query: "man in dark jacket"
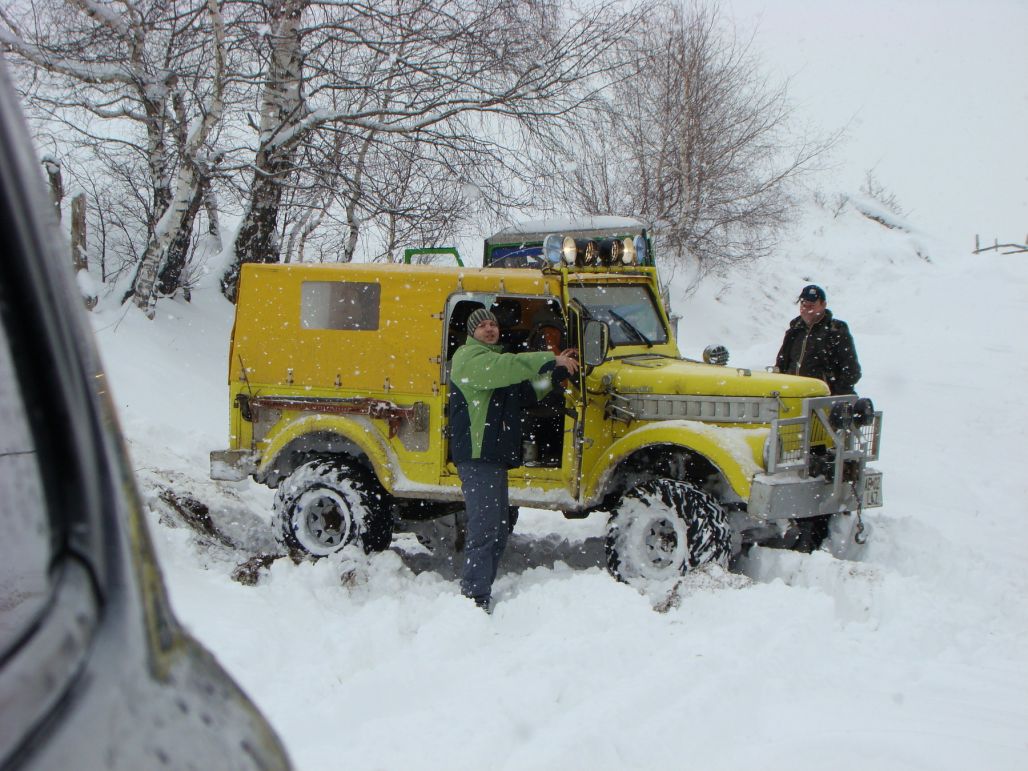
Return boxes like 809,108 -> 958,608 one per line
449,307 -> 578,611
776,284 -> 861,395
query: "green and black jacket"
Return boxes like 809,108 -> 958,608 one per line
448,338 -> 561,468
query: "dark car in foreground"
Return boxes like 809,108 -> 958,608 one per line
0,59 -> 291,769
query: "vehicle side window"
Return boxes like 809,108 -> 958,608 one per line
0,312 -> 53,657
300,281 -> 381,330
446,299 -> 485,362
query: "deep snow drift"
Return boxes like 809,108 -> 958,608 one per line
91,198 -> 1028,770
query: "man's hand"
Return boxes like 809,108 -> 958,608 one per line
555,349 -> 579,375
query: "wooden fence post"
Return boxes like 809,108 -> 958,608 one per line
71,193 -> 98,310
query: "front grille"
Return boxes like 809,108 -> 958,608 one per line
607,392 -> 779,424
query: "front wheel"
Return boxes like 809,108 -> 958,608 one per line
606,479 -> 731,584
273,458 -> 393,558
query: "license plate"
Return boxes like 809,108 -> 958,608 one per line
862,470 -> 883,508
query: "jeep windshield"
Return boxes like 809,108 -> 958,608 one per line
569,285 -> 668,346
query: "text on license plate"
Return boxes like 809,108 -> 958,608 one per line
862,470 -> 883,508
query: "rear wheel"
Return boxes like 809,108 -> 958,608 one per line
606,479 -> 731,584
273,458 -> 393,557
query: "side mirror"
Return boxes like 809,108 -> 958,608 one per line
582,320 -> 610,367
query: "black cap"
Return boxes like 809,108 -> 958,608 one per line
797,284 -> 826,303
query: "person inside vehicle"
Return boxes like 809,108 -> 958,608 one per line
775,284 -> 861,395
448,308 -> 578,612
522,312 -> 571,463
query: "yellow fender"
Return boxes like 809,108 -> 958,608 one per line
258,414 -> 396,489
581,420 -> 769,505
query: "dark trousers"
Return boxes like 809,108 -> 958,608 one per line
456,461 -> 511,601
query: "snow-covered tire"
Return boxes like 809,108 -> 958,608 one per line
606,479 -> 731,584
273,458 -> 393,558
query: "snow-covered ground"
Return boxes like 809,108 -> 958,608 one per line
91,198 -> 1028,770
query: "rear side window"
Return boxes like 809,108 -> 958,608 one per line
301,281 -> 380,330
0,314 -> 53,657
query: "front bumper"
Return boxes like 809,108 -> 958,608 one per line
747,468 -> 882,520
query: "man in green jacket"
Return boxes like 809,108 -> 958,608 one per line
449,307 -> 578,612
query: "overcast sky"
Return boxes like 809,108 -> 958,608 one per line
726,0 -> 1027,249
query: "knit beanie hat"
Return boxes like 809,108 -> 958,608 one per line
467,308 -> 498,335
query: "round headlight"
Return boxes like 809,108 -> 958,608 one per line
543,234 -> 563,264
561,236 -> 576,266
852,397 -> 875,427
582,239 -> 599,266
620,237 -> 636,265
828,401 -> 854,431
600,238 -> 621,266
632,235 -> 648,265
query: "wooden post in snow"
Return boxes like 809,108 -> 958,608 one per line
71,193 -> 97,310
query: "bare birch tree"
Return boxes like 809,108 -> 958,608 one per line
5,0 -> 645,312
130,0 -> 225,316
222,0 -> 640,299
544,1 -> 837,276
1,0 -> 231,308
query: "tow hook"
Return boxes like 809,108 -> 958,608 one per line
853,485 -> 868,544
854,511 -> 868,544
850,479 -> 868,544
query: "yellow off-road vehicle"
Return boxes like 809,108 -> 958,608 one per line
211,217 -> 882,581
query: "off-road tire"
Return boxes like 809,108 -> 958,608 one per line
606,478 -> 731,584
273,458 -> 393,558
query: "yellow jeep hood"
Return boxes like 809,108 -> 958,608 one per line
601,355 -> 829,398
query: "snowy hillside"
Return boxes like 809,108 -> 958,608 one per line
91,199 -> 1028,770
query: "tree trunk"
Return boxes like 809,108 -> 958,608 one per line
156,170 -> 210,298
71,193 -> 87,272
43,157 -> 63,221
223,0 -> 307,302
131,166 -> 204,316
204,183 -> 221,242
222,144 -> 296,299
129,0 -> 225,316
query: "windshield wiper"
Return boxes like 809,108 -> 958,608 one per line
608,309 -> 653,347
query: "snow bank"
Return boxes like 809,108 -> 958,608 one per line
92,196 -> 1028,769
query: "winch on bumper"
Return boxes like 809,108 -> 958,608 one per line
748,395 -> 883,521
